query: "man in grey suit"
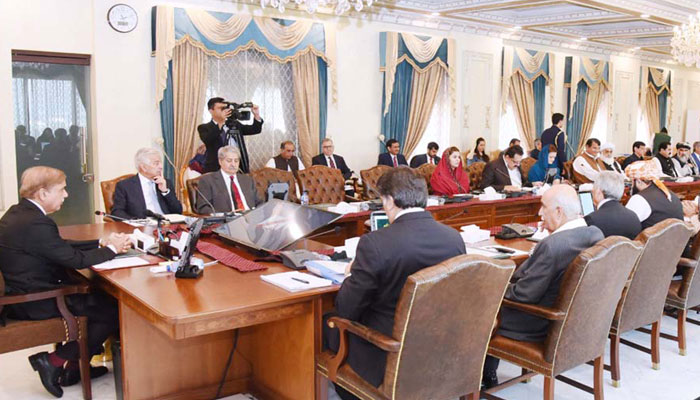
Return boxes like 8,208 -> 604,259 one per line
482,184 -> 604,388
195,145 -> 261,214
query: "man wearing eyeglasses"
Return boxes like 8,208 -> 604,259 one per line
311,138 -> 353,179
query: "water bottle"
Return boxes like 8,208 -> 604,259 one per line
300,190 -> 309,206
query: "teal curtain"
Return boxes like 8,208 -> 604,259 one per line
380,62 -> 413,153
658,91 -> 668,130
566,81 -> 588,160
159,61 -> 175,182
533,75 -> 546,137
318,58 -> 327,150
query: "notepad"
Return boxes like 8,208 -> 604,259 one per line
92,257 -> 150,271
260,271 -> 333,292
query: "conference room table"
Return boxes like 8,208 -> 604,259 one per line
315,179 -> 700,246
60,222 -> 339,400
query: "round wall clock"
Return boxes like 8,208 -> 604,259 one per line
107,4 -> 138,33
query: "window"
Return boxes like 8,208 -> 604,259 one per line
408,75 -> 450,160
202,50 -> 298,171
498,101 -> 526,152
588,93 -> 609,144
636,108 -> 651,145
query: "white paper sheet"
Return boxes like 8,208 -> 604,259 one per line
92,257 -> 150,271
260,271 -> 332,292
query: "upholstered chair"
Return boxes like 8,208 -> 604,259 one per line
100,174 -> 134,213
360,166 -> 391,200
665,232 -> 700,355
249,167 -> 299,203
296,165 -> 349,205
414,163 -> 437,194
467,162 -> 486,190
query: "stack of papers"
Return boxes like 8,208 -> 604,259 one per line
260,271 -> 333,292
164,214 -> 188,223
305,260 -> 349,284
93,257 -> 150,271
460,225 -> 491,244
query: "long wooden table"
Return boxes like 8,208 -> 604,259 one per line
60,223 -> 338,400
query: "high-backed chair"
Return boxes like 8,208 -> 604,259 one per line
562,160 -> 575,182
0,271 -> 93,399
100,174 -> 134,213
179,164 -> 192,214
296,165 -> 347,205
665,232 -> 700,355
249,167 -> 299,203
360,165 -> 391,200
467,162 -> 486,190
608,219 -> 692,386
185,177 -> 203,215
487,237 -> 643,400
316,255 -> 515,400
520,157 -> 536,179
615,156 -> 627,167
414,163 -> 437,194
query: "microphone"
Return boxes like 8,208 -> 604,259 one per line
145,209 -> 166,221
95,210 -> 132,222
191,183 -> 221,215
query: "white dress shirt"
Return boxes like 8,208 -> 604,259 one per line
504,156 -> 522,187
553,217 -> 588,234
625,194 -> 652,223
265,156 -> 306,171
395,207 -> 425,220
573,152 -> 603,182
138,173 -> 165,215
220,169 -> 250,211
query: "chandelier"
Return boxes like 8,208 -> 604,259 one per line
671,12 -> 700,68
260,0 -> 373,15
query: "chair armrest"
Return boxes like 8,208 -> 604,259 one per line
0,284 -> 89,306
678,257 -> 697,269
501,299 -> 566,320
325,316 -> 401,382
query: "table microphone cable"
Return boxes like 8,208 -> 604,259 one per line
215,329 -> 239,399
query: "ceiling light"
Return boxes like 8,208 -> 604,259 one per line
512,26 -> 522,30
640,14 -> 650,19
430,12 -> 440,17
633,46 -> 640,50
579,37 -> 587,41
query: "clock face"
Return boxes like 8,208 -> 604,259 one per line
107,4 -> 138,33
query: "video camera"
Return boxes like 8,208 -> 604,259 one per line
224,101 -> 254,127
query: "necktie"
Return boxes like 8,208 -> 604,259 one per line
429,156 -> 433,165
329,156 -> 336,169
229,176 -> 243,211
392,155 -> 398,167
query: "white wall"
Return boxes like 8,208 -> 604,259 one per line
1,0 -> 700,216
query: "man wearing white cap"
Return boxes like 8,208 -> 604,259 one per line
625,160 -> 683,230
600,142 -> 624,175
671,142 -> 697,177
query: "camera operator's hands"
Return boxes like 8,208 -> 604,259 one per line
223,107 -> 233,120
153,175 -> 168,192
252,104 -> 261,121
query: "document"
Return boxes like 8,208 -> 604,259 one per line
92,257 -> 150,271
260,271 -> 333,292
305,260 -> 348,284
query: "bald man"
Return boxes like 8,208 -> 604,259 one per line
482,184 -> 604,388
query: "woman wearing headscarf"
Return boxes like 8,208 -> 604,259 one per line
431,146 -> 471,196
527,144 -> 561,185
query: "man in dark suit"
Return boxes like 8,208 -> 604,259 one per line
195,146 -> 261,214
541,113 -> 567,169
483,184 -> 604,388
480,145 -> 530,191
409,142 -> 440,168
377,139 -> 408,167
621,141 -> 647,171
197,97 -> 263,174
111,148 -> 183,219
585,171 -> 641,240
0,166 -> 131,397
311,138 -> 353,179
324,168 -> 466,399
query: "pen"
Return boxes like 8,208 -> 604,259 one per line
291,276 -> 309,284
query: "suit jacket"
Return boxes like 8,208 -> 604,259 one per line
111,175 -> 183,219
377,152 -> 408,167
498,224 -> 604,342
334,211 -> 466,387
621,154 -> 643,171
409,153 -> 440,168
480,156 -> 529,191
195,171 -> 261,214
585,200 -> 642,240
311,153 -> 352,179
0,199 -> 116,320
541,125 -> 567,169
197,118 -> 264,174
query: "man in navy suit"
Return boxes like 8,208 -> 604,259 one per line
311,138 -> 353,179
377,139 -> 408,167
409,142 -> 440,168
111,148 -> 183,219
585,171 -> 641,240
541,113 -> 567,170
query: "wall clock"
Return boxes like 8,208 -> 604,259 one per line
107,4 -> 138,33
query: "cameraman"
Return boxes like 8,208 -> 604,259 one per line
198,97 -> 263,174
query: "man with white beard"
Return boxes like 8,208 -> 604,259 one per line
600,143 -> 624,175
672,142 -> 696,177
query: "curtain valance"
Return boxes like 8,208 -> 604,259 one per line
153,5 -> 337,104
565,56 -> 611,115
380,32 -> 455,115
640,66 -> 672,135
500,46 -> 553,114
